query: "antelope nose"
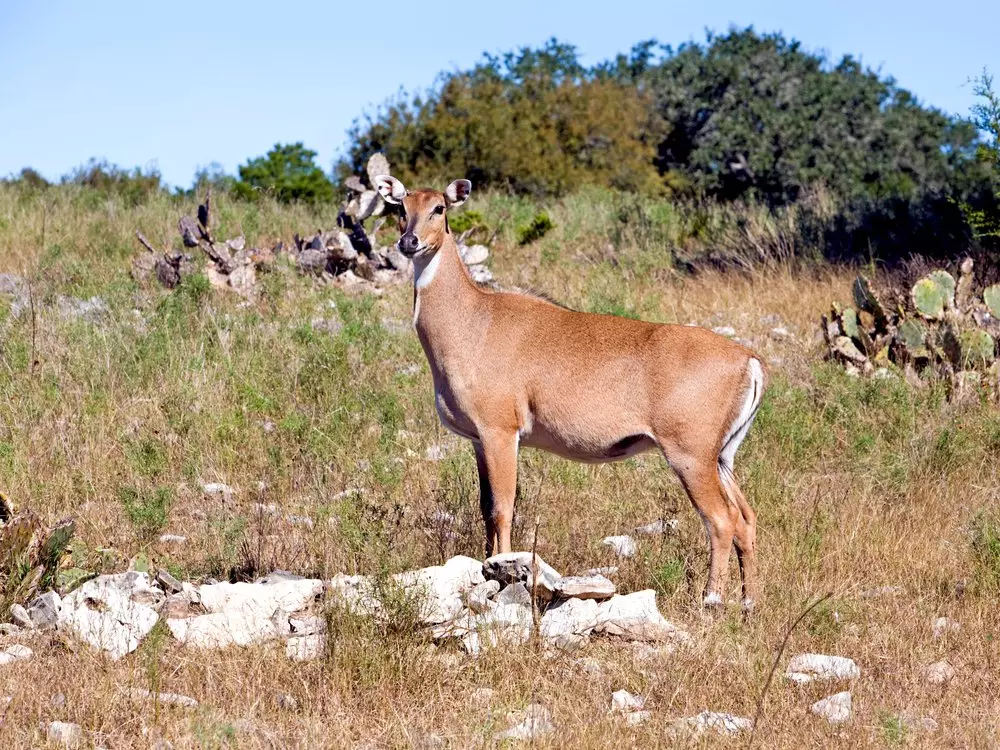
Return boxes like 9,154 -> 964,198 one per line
399,233 -> 419,255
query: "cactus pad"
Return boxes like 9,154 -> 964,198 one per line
959,329 -> 995,367
841,308 -> 859,339
984,284 -> 1000,319
853,274 -> 888,324
897,319 -> 928,359
912,270 -> 955,319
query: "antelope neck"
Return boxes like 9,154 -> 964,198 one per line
411,237 -> 482,347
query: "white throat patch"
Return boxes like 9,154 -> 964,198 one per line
414,250 -> 442,290
412,250 -> 443,326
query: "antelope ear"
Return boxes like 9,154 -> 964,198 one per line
374,175 -> 407,204
445,179 -> 471,208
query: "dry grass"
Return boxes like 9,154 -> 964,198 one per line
1,185 -> 999,748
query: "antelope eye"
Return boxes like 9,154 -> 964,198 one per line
432,205 -> 445,215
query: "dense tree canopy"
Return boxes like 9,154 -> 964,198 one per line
235,142 -> 334,203
338,40 -> 662,197
340,30 -> 989,210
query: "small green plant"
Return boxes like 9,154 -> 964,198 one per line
448,209 -> 486,235
516,212 -> 555,245
879,714 -> 907,746
119,486 -> 172,541
323,576 -> 427,689
971,509 -> 1000,590
651,556 -> 685,596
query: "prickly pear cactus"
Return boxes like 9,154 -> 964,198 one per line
912,270 -> 956,320
840,308 -> 859,339
984,284 -> 1000,319
955,258 -> 975,312
959,330 -> 995,368
897,319 -> 928,358
853,274 -> 888,324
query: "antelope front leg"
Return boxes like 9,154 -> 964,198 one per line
475,430 -> 519,554
473,443 -> 499,556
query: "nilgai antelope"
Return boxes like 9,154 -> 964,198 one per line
375,175 -> 768,610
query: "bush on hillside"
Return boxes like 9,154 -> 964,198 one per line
338,40 -> 662,197
63,159 -> 164,206
235,142 -> 334,204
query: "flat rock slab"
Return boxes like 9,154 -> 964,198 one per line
786,653 -> 860,683
0,644 -> 33,666
196,578 -> 322,615
594,590 -> 690,644
393,555 -> 485,624
129,688 -> 199,708
553,574 -> 615,600
674,710 -> 753,736
540,598 -> 599,648
167,601 -> 280,649
484,552 -> 561,600
496,705 -> 554,742
601,535 -> 638,558
58,574 -> 161,660
811,691 -> 852,724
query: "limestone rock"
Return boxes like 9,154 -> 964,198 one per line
495,704 -> 554,742
0,644 -> 33,666
495,582 -> 531,607
674,710 -> 753,736
811,691 -> 852,724
553,574 -> 615,600
286,634 -> 325,662
634,519 -> 678,535
9,604 -> 32,629
595,590 -> 690,644
393,555 -> 486,624
468,265 -> 494,284
785,653 -> 860,683
46,721 -> 84,747
931,617 -> 960,639
466,580 -> 501,614
167,602 -> 278,649
58,574 -> 161,659
129,688 -> 199,708
168,577 -> 322,649
610,689 -> 645,714
201,482 -> 235,500
484,552 -> 561,601
460,245 -> 489,266
601,535 -> 638,558
923,660 -> 955,685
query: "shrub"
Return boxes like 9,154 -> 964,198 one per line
516,212 -> 555,245
119,486 -> 172,541
63,159 -> 164,206
235,142 -> 334,204
971,509 -> 1000,590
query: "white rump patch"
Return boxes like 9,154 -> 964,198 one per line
717,358 -> 764,497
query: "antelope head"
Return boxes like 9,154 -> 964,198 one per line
374,175 -> 471,258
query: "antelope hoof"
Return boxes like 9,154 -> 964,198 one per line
702,592 -> 724,609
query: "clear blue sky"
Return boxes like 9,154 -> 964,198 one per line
1,1 -> 996,189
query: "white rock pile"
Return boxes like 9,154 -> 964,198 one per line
1,553 -> 688,663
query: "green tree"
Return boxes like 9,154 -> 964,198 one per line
338,39 -> 661,197
642,29 -> 979,205
965,70 -> 1000,239
235,142 -> 334,203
